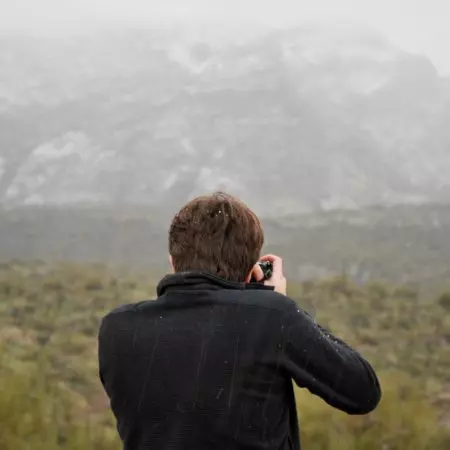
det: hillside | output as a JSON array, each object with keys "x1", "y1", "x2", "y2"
[
  {"x1": 1, "y1": 24, "x2": 450, "y2": 215},
  {"x1": 2, "y1": 202, "x2": 450, "y2": 292},
  {"x1": 1, "y1": 261, "x2": 450, "y2": 449}
]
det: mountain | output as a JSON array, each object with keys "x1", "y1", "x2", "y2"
[{"x1": 1, "y1": 23, "x2": 450, "y2": 216}]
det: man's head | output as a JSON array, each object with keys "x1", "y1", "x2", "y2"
[{"x1": 168, "y1": 192, "x2": 264, "y2": 282}]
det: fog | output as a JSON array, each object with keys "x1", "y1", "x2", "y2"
[
  {"x1": 1, "y1": 2, "x2": 450, "y2": 448},
  {"x1": 1, "y1": 0, "x2": 450, "y2": 74}
]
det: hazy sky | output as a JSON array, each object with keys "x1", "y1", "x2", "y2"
[{"x1": 1, "y1": 0, "x2": 450, "y2": 74}]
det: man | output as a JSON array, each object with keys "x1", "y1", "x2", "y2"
[{"x1": 98, "y1": 192, "x2": 381, "y2": 450}]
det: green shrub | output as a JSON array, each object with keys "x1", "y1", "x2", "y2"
[
  {"x1": 438, "y1": 292, "x2": 450, "y2": 311},
  {"x1": 0, "y1": 360, "x2": 118, "y2": 450},
  {"x1": 296, "y1": 371, "x2": 450, "y2": 449}
]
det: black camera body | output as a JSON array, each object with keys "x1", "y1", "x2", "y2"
[{"x1": 250, "y1": 261, "x2": 273, "y2": 283}]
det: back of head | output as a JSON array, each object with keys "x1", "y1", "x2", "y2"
[{"x1": 169, "y1": 192, "x2": 264, "y2": 282}]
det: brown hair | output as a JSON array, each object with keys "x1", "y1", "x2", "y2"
[{"x1": 169, "y1": 192, "x2": 264, "y2": 282}]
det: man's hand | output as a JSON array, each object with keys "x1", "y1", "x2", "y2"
[{"x1": 251, "y1": 254, "x2": 287, "y2": 295}]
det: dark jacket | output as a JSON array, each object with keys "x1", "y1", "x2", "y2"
[{"x1": 98, "y1": 271, "x2": 381, "y2": 450}]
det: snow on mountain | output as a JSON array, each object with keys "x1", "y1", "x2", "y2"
[{"x1": 0, "y1": 23, "x2": 449, "y2": 215}]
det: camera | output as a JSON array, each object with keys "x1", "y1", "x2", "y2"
[{"x1": 250, "y1": 261, "x2": 273, "y2": 283}]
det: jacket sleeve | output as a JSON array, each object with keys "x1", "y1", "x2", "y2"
[{"x1": 280, "y1": 303, "x2": 381, "y2": 415}]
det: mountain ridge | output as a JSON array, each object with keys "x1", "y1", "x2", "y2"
[{"x1": 1, "y1": 24, "x2": 449, "y2": 215}]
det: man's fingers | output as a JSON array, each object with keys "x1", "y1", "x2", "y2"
[
  {"x1": 259, "y1": 254, "x2": 283, "y2": 277},
  {"x1": 259, "y1": 254, "x2": 279, "y2": 262},
  {"x1": 258, "y1": 254, "x2": 287, "y2": 295},
  {"x1": 271, "y1": 258, "x2": 283, "y2": 278}
]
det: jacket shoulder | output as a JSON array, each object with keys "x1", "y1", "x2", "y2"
[
  {"x1": 235, "y1": 289, "x2": 301, "y2": 315},
  {"x1": 99, "y1": 300, "x2": 151, "y2": 330},
  {"x1": 102, "y1": 299, "x2": 154, "y2": 318}
]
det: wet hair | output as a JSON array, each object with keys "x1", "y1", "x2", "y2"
[{"x1": 169, "y1": 192, "x2": 264, "y2": 282}]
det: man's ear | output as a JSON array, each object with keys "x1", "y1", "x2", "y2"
[
  {"x1": 246, "y1": 262, "x2": 263, "y2": 284},
  {"x1": 244, "y1": 270, "x2": 252, "y2": 283},
  {"x1": 168, "y1": 254, "x2": 175, "y2": 273}
]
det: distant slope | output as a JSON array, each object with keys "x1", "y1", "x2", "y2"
[
  {"x1": 1, "y1": 202, "x2": 450, "y2": 290},
  {"x1": 263, "y1": 202, "x2": 450, "y2": 290}
]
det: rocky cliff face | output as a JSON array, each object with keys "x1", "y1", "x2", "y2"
[{"x1": 1, "y1": 23, "x2": 449, "y2": 216}]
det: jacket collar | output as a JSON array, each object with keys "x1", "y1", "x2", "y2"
[{"x1": 156, "y1": 271, "x2": 274, "y2": 297}]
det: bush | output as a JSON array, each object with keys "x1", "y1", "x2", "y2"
[
  {"x1": 296, "y1": 371, "x2": 450, "y2": 449},
  {"x1": 438, "y1": 292, "x2": 450, "y2": 311},
  {"x1": 0, "y1": 358, "x2": 119, "y2": 450}
]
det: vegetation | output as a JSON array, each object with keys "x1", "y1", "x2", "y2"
[{"x1": 1, "y1": 260, "x2": 449, "y2": 449}]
